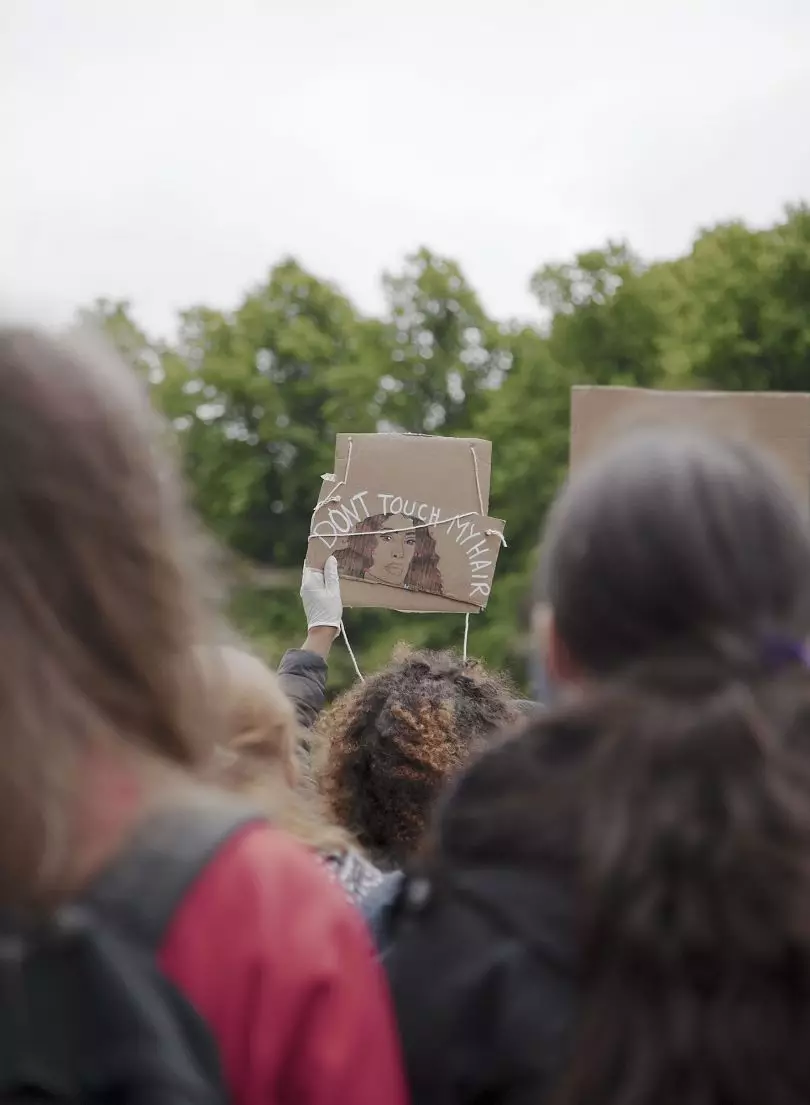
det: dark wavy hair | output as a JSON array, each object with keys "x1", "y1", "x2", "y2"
[
  {"x1": 315, "y1": 647, "x2": 520, "y2": 868},
  {"x1": 335, "y1": 513, "x2": 443, "y2": 595},
  {"x1": 539, "y1": 428, "x2": 810, "y2": 677},
  {"x1": 446, "y1": 429, "x2": 810, "y2": 1105}
]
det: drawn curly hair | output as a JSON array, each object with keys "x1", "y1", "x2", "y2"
[
  {"x1": 334, "y1": 513, "x2": 444, "y2": 595},
  {"x1": 315, "y1": 647, "x2": 520, "y2": 868}
]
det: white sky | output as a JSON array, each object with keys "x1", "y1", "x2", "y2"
[{"x1": 3, "y1": 0, "x2": 810, "y2": 338}]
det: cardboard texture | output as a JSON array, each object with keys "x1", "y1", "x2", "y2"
[
  {"x1": 570, "y1": 386, "x2": 810, "y2": 501},
  {"x1": 308, "y1": 433, "x2": 505, "y2": 613}
]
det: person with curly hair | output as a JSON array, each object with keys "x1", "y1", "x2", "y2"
[
  {"x1": 278, "y1": 555, "x2": 533, "y2": 945},
  {"x1": 315, "y1": 647, "x2": 522, "y2": 870}
]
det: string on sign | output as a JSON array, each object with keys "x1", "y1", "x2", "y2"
[
  {"x1": 470, "y1": 445, "x2": 486, "y2": 515},
  {"x1": 340, "y1": 620, "x2": 364, "y2": 682},
  {"x1": 308, "y1": 512, "x2": 506, "y2": 546},
  {"x1": 313, "y1": 435, "x2": 355, "y2": 512},
  {"x1": 462, "y1": 612, "x2": 470, "y2": 661}
]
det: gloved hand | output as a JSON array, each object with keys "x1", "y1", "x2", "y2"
[{"x1": 301, "y1": 555, "x2": 342, "y2": 634}]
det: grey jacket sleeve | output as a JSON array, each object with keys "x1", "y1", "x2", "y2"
[{"x1": 277, "y1": 648, "x2": 328, "y2": 730}]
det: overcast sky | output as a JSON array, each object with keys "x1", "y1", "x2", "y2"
[{"x1": 3, "y1": 0, "x2": 809, "y2": 337}]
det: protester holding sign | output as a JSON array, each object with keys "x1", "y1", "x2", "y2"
[
  {"x1": 316, "y1": 647, "x2": 522, "y2": 871},
  {"x1": 384, "y1": 427, "x2": 810, "y2": 1105},
  {"x1": 276, "y1": 551, "x2": 522, "y2": 917},
  {"x1": 273, "y1": 542, "x2": 524, "y2": 905}
]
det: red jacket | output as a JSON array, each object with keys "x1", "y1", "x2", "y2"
[{"x1": 159, "y1": 822, "x2": 409, "y2": 1105}]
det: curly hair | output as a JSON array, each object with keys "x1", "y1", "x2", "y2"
[
  {"x1": 315, "y1": 647, "x2": 520, "y2": 868},
  {"x1": 335, "y1": 514, "x2": 444, "y2": 595}
]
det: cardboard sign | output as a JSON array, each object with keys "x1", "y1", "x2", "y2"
[
  {"x1": 307, "y1": 433, "x2": 506, "y2": 613},
  {"x1": 571, "y1": 386, "x2": 810, "y2": 502}
]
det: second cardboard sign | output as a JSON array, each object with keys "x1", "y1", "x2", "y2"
[{"x1": 570, "y1": 386, "x2": 810, "y2": 503}]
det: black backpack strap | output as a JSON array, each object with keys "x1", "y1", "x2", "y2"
[{"x1": 84, "y1": 798, "x2": 262, "y2": 949}]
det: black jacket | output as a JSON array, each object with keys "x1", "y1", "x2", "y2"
[{"x1": 384, "y1": 735, "x2": 576, "y2": 1105}]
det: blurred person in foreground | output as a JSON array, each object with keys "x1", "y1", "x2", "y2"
[
  {"x1": 384, "y1": 428, "x2": 810, "y2": 1105},
  {"x1": 0, "y1": 326, "x2": 407, "y2": 1105}
]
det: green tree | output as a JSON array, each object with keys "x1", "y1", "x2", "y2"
[
  {"x1": 73, "y1": 297, "x2": 160, "y2": 382},
  {"x1": 532, "y1": 242, "x2": 675, "y2": 387},
  {"x1": 74, "y1": 203, "x2": 810, "y2": 691},
  {"x1": 376, "y1": 249, "x2": 508, "y2": 433},
  {"x1": 156, "y1": 259, "x2": 372, "y2": 568},
  {"x1": 659, "y1": 205, "x2": 810, "y2": 390}
]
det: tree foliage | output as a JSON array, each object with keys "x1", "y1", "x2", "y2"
[{"x1": 82, "y1": 205, "x2": 810, "y2": 691}]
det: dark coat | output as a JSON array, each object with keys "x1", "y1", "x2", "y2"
[{"x1": 383, "y1": 735, "x2": 576, "y2": 1105}]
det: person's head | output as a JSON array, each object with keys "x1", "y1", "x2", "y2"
[
  {"x1": 316, "y1": 647, "x2": 520, "y2": 868},
  {"x1": 0, "y1": 326, "x2": 221, "y2": 906},
  {"x1": 201, "y1": 645, "x2": 356, "y2": 857},
  {"x1": 537, "y1": 428, "x2": 810, "y2": 685},
  {"x1": 335, "y1": 514, "x2": 443, "y2": 594}
]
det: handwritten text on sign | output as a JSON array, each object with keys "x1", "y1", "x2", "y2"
[{"x1": 312, "y1": 490, "x2": 494, "y2": 599}]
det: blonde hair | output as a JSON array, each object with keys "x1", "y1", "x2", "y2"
[{"x1": 201, "y1": 646, "x2": 356, "y2": 856}]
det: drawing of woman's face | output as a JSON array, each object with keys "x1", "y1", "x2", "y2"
[{"x1": 368, "y1": 513, "x2": 417, "y2": 584}]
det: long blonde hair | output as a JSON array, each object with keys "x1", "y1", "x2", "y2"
[{"x1": 201, "y1": 646, "x2": 355, "y2": 856}]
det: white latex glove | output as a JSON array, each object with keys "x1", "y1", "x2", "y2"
[{"x1": 301, "y1": 555, "x2": 343, "y2": 632}]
